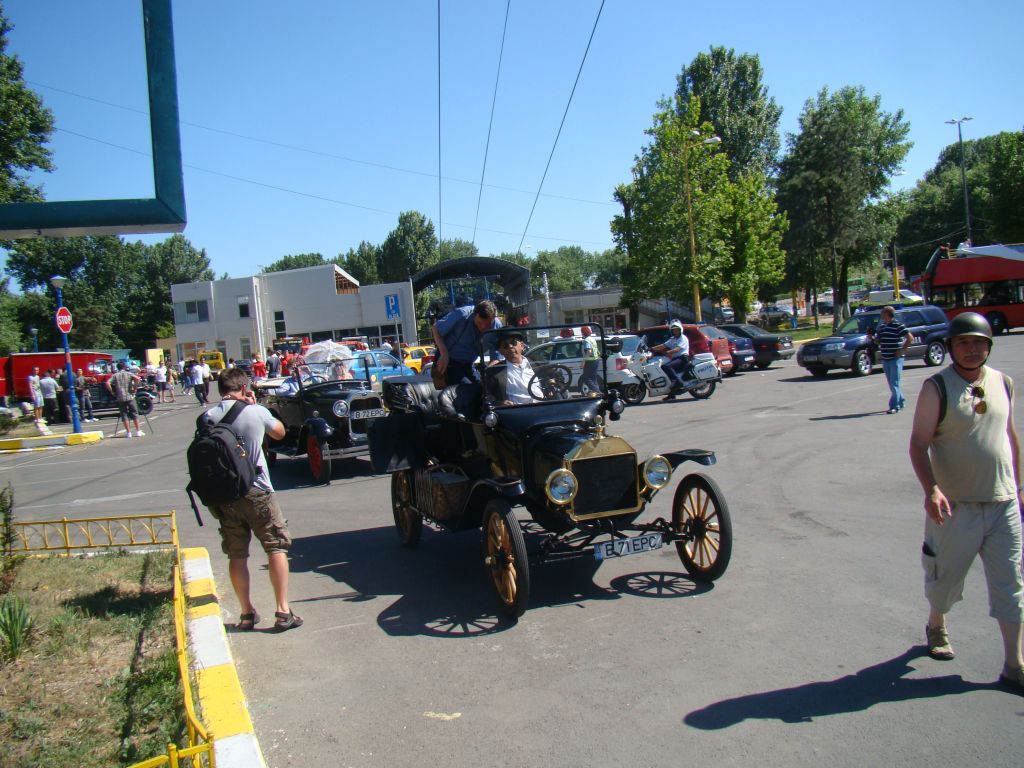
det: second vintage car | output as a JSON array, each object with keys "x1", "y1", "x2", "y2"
[{"x1": 256, "y1": 362, "x2": 388, "y2": 483}]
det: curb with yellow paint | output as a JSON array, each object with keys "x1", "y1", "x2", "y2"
[
  {"x1": 0, "y1": 429, "x2": 103, "y2": 452},
  {"x1": 180, "y1": 547, "x2": 267, "y2": 768}
]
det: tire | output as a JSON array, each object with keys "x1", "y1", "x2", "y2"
[
  {"x1": 754, "y1": 361, "x2": 771, "y2": 370},
  {"x1": 620, "y1": 382, "x2": 647, "y2": 405},
  {"x1": 924, "y1": 341, "x2": 946, "y2": 367},
  {"x1": 985, "y1": 312, "x2": 1008, "y2": 336},
  {"x1": 672, "y1": 473, "x2": 732, "y2": 582},
  {"x1": 808, "y1": 365, "x2": 829, "y2": 378},
  {"x1": 852, "y1": 349, "x2": 872, "y2": 377},
  {"x1": 136, "y1": 395, "x2": 154, "y2": 415},
  {"x1": 689, "y1": 381, "x2": 716, "y2": 400},
  {"x1": 482, "y1": 498, "x2": 530, "y2": 618},
  {"x1": 266, "y1": 450, "x2": 277, "y2": 468},
  {"x1": 391, "y1": 470, "x2": 422, "y2": 548},
  {"x1": 306, "y1": 433, "x2": 331, "y2": 485}
]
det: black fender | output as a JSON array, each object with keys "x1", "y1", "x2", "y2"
[
  {"x1": 663, "y1": 449, "x2": 716, "y2": 468},
  {"x1": 302, "y1": 417, "x2": 334, "y2": 444}
]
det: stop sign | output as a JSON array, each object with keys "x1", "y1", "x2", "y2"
[{"x1": 55, "y1": 306, "x2": 73, "y2": 334}]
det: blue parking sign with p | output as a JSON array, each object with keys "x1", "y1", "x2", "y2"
[{"x1": 385, "y1": 294, "x2": 400, "y2": 319}]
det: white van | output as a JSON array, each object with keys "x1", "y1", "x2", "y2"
[{"x1": 864, "y1": 288, "x2": 923, "y2": 305}]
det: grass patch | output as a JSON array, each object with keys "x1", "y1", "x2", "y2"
[
  {"x1": 0, "y1": 418, "x2": 47, "y2": 439},
  {"x1": 0, "y1": 550, "x2": 184, "y2": 767}
]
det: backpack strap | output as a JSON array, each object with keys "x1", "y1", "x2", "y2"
[
  {"x1": 220, "y1": 399, "x2": 248, "y2": 425},
  {"x1": 928, "y1": 373, "x2": 947, "y2": 425}
]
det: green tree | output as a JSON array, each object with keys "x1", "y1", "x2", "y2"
[
  {"x1": 138, "y1": 234, "x2": 213, "y2": 347},
  {"x1": 776, "y1": 86, "x2": 910, "y2": 325},
  {"x1": 439, "y1": 238, "x2": 479, "y2": 262},
  {"x1": 989, "y1": 131, "x2": 1024, "y2": 244},
  {"x1": 613, "y1": 94, "x2": 732, "y2": 317},
  {"x1": 262, "y1": 252, "x2": 325, "y2": 273},
  {"x1": 0, "y1": 5, "x2": 54, "y2": 203},
  {"x1": 337, "y1": 241, "x2": 379, "y2": 284},
  {"x1": 0, "y1": 274, "x2": 21, "y2": 353},
  {"x1": 591, "y1": 248, "x2": 627, "y2": 288},
  {"x1": 378, "y1": 211, "x2": 438, "y2": 282},
  {"x1": 675, "y1": 46, "x2": 782, "y2": 181}
]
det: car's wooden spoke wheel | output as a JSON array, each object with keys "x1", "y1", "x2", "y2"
[
  {"x1": 482, "y1": 499, "x2": 530, "y2": 618},
  {"x1": 391, "y1": 470, "x2": 422, "y2": 548},
  {"x1": 672, "y1": 473, "x2": 732, "y2": 582},
  {"x1": 306, "y1": 434, "x2": 331, "y2": 485}
]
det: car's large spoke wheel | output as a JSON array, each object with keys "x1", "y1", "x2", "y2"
[
  {"x1": 391, "y1": 470, "x2": 422, "y2": 548},
  {"x1": 482, "y1": 499, "x2": 530, "y2": 618},
  {"x1": 672, "y1": 473, "x2": 732, "y2": 582},
  {"x1": 852, "y1": 349, "x2": 872, "y2": 376},
  {"x1": 136, "y1": 395, "x2": 154, "y2": 415},
  {"x1": 690, "y1": 381, "x2": 716, "y2": 400},
  {"x1": 620, "y1": 382, "x2": 647, "y2": 405},
  {"x1": 306, "y1": 434, "x2": 331, "y2": 485},
  {"x1": 925, "y1": 341, "x2": 946, "y2": 367}
]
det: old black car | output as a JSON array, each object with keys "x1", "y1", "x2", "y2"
[
  {"x1": 256, "y1": 362, "x2": 387, "y2": 483},
  {"x1": 369, "y1": 325, "x2": 733, "y2": 618}
]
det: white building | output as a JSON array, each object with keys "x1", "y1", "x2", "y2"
[{"x1": 171, "y1": 264, "x2": 416, "y2": 362}]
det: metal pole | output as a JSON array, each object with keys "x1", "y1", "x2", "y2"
[
  {"x1": 54, "y1": 285, "x2": 82, "y2": 434},
  {"x1": 956, "y1": 122, "x2": 972, "y2": 245},
  {"x1": 683, "y1": 146, "x2": 702, "y2": 323}
]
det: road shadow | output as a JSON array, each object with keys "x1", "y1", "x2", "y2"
[
  {"x1": 808, "y1": 411, "x2": 885, "y2": 421},
  {"x1": 287, "y1": 522, "x2": 712, "y2": 638},
  {"x1": 268, "y1": 455, "x2": 377, "y2": 491},
  {"x1": 683, "y1": 647, "x2": 998, "y2": 729}
]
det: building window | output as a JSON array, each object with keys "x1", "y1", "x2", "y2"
[
  {"x1": 238, "y1": 296, "x2": 250, "y2": 318},
  {"x1": 174, "y1": 299, "x2": 209, "y2": 324},
  {"x1": 274, "y1": 311, "x2": 286, "y2": 337},
  {"x1": 239, "y1": 337, "x2": 251, "y2": 360}
]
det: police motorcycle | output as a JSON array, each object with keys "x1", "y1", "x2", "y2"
[{"x1": 621, "y1": 334, "x2": 721, "y2": 405}]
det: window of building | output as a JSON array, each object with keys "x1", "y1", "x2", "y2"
[
  {"x1": 174, "y1": 299, "x2": 209, "y2": 324},
  {"x1": 238, "y1": 296, "x2": 250, "y2": 318},
  {"x1": 239, "y1": 338, "x2": 251, "y2": 360},
  {"x1": 274, "y1": 310, "x2": 286, "y2": 336}
]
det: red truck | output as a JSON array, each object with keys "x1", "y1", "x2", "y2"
[{"x1": 0, "y1": 351, "x2": 114, "y2": 404}]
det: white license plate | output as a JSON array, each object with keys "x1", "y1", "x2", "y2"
[
  {"x1": 594, "y1": 532, "x2": 663, "y2": 561},
  {"x1": 802, "y1": 354, "x2": 818, "y2": 362},
  {"x1": 352, "y1": 408, "x2": 385, "y2": 419}
]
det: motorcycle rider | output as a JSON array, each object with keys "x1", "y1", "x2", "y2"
[{"x1": 651, "y1": 321, "x2": 690, "y2": 399}]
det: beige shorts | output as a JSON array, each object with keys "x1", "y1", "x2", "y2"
[
  {"x1": 922, "y1": 499, "x2": 1024, "y2": 623},
  {"x1": 210, "y1": 488, "x2": 291, "y2": 560}
]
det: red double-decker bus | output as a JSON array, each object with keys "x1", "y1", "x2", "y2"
[{"x1": 922, "y1": 243, "x2": 1024, "y2": 335}]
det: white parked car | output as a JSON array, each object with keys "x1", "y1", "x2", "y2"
[{"x1": 524, "y1": 335, "x2": 640, "y2": 396}]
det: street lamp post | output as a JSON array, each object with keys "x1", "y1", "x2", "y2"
[
  {"x1": 682, "y1": 130, "x2": 721, "y2": 322},
  {"x1": 945, "y1": 116, "x2": 973, "y2": 246},
  {"x1": 49, "y1": 276, "x2": 82, "y2": 434}
]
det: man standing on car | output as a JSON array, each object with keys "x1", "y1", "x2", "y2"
[
  {"x1": 579, "y1": 325, "x2": 601, "y2": 395},
  {"x1": 871, "y1": 306, "x2": 912, "y2": 414},
  {"x1": 432, "y1": 299, "x2": 502, "y2": 387},
  {"x1": 909, "y1": 312, "x2": 1023, "y2": 693},
  {"x1": 200, "y1": 367, "x2": 302, "y2": 632},
  {"x1": 106, "y1": 362, "x2": 144, "y2": 437}
]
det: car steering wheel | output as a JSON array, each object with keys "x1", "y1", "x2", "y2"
[{"x1": 527, "y1": 364, "x2": 572, "y2": 400}]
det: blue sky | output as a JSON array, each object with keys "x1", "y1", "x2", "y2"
[{"x1": 3, "y1": 0, "x2": 1022, "y2": 281}]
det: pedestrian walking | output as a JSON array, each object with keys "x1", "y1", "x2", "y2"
[
  {"x1": 106, "y1": 362, "x2": 145, "y2": 437},
  {"x1": 197, "y1": 368, "x2": 303, "y2": 632},
  {"x1": 870, "y1": 306, "x2": 912, "y2": 413},
  {"x1": 156, "y1": 360, "x2": 171, "y2": 403},
  {"x1": 28, "y1": 366, "x2": 43, "y2": 422},
  {"x1": 579, "y1": 325, "x2": 601, "y2": 394},
  {"x1": 190, "y1": 361, "x2": 206, "y2": 405},
  {"x1": 39, "y1": 370, "x2": 59, "y2": 424},
  {"x1": 908, "y1": 312, "x2": 1023, "y2": 693},
  {"x1": 75, "y1": 368, "x2": 97, "y2": 422}
]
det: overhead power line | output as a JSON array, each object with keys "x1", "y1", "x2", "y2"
[{"x1": 516, "y1": 0, "x2": 606, "y2": 255}]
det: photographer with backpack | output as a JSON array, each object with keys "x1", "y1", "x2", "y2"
[{"x1": 190, "y1": 367, "x2": 303, "y2": 632}]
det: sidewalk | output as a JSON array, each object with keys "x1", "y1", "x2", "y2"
[{"x1": 0, "y1": 419, "x2": 104, "y2": 452}]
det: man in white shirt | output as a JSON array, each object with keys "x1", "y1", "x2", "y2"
[
  {"x1": 652, "y1": 320, "x2": 690, "y2": 399},
  {"x1": 485, "y1": 332, "x2": 538, "y2": 405}
]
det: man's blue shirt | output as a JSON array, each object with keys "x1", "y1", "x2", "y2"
[{"x1": 436, "y1": 306, "x2": 502, "y2": 363}]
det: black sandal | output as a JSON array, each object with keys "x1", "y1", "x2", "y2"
[
  {"x1": 237, "y1": 611, "x2": 260, "y2": 631},
  {"x1": 274, "y1": 610, "x2": 303, "y2": 631}
]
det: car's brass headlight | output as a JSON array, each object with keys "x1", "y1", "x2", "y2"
[
  {"x1": 332, "y1": 400, "x2": 349, "y2": 418},
  {"x1": 545, "y1": 468, "x2": 578, "y2": 505},
  {"x1": 643, "y1": 455, "x2": 671, "y2": 490}
]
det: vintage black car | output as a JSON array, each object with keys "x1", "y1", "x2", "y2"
[
  {"x1": 369, "y1": 325, "x2": 733, "y2": 618},
  {"x1": 256, "y1": 362, "x2": 387, "y2": 483}
]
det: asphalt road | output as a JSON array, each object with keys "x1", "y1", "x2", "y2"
[{"x1": 4, "y1": 339, "x2": 1024, "y2": 768}]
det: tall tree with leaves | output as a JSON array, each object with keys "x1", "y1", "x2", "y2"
[
  {"x1": 776, "y1": 86, "x2": 910, "y2": 325},
  {"x1": 338, "y1": 241, "x2": 379, "y2": 284},
  {"x1": 0, "y1": 4, "x2": 54, "y2": 203},
  {"x1": 262, "y1": 252, "x2": 325, "y2": 273},
  {"x1": 378, "y1": 211, "x2": 438, "y2": 282},
  {"x1": 675, "y1": 46, "x2": 782, "y2": 181}
]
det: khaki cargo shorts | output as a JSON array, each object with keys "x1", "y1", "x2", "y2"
[{"x1": 210, "y1": 488, "x2": 292, "y2": 559}]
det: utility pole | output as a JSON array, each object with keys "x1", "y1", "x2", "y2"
[{"x1": 945, "y1": 116, "x2": 973, "y2": 245}]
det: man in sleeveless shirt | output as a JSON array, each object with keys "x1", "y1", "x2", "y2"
[{"x1": 909, "y1": 312, "x2": 1023, "y2": 693}]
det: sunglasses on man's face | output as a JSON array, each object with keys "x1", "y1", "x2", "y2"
[{"x1": 970, "y1": 385, "x2": 987, "y2": 414}]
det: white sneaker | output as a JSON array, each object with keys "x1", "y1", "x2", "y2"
[
  {"x1": 134, "y1": 430, "x2": 145, "y2": 437},
  {"x1": 124, "y1": 432, "x2": 133, "y2": 438}
]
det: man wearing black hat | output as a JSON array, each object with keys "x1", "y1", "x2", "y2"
[{"x1": 484, "y1": 331, "x2": 537, "y2": 405}]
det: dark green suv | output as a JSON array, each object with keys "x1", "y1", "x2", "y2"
[{"x1": 797, "y1": 305, "x2": 949, "y2": 377}]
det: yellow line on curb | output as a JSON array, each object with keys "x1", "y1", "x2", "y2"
[{"x1": 196, "y1": 665, "x2": 255, "y2": 738}]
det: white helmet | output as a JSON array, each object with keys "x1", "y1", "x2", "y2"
[{"x1": 670, "y1": 320, "x2": 684, "y2": 332}]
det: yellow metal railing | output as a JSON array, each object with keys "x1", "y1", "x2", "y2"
[
  {"x1": 10, "y1": 512, "x2": 177, "y2": 555},
  {"x1": 6, "y1": 512, "x2": 215, "y2": 767}
]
